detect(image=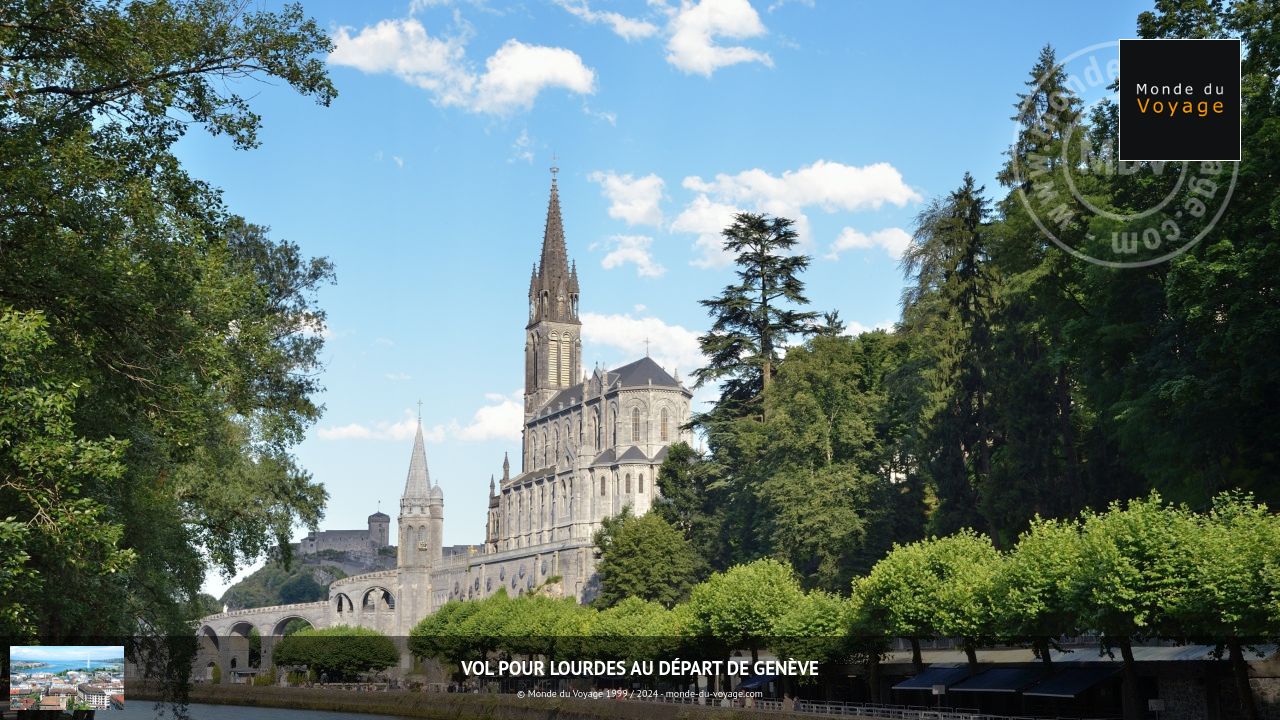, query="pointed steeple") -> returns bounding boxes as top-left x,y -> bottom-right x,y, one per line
502,451 -> 510,481
404,421 -> 431,499
530,166 -> 576,325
